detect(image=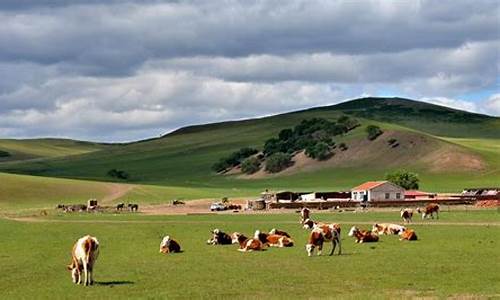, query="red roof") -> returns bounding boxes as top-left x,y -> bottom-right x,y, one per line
404,190 -> 432,197
351,181 -> 388,191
